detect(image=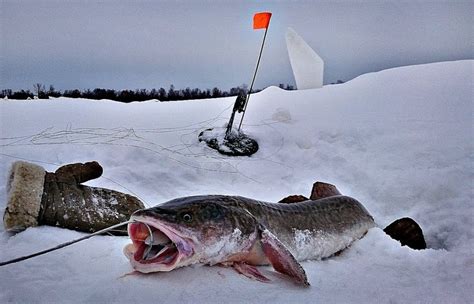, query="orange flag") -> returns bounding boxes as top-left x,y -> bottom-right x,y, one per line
253,12 -> 272,30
